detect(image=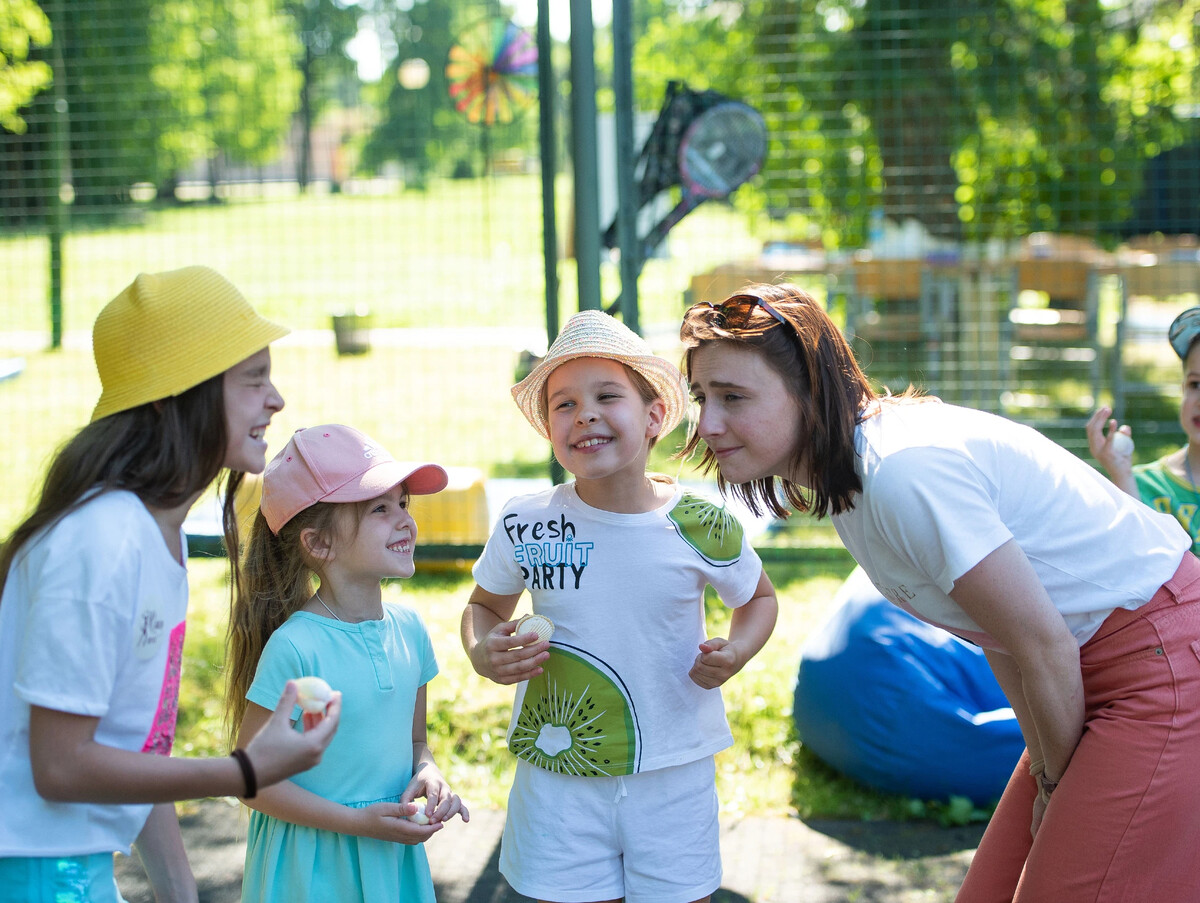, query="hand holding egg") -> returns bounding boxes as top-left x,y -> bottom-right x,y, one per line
1111,430 -> 1134,458
407,808 -> 431,825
